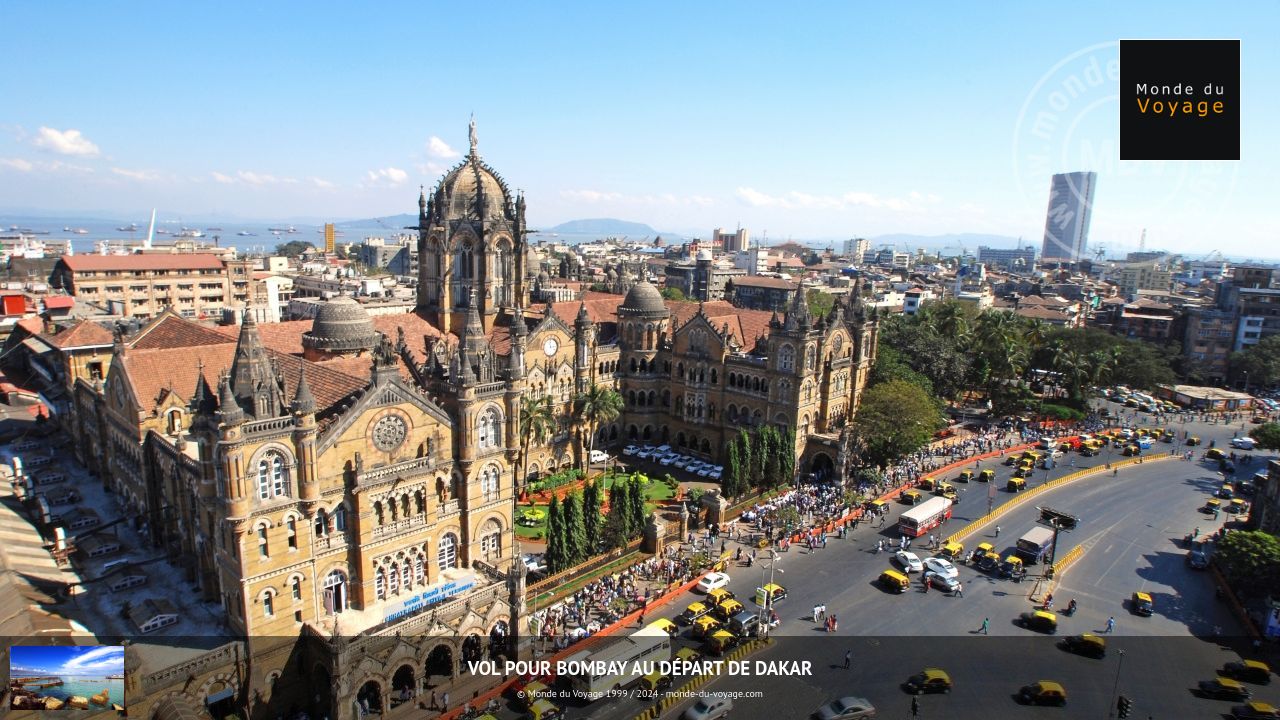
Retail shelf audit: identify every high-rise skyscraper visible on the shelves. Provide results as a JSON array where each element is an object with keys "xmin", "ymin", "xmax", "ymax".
[{"xmin": 1040, "ymin": 171, "xmax": 1096, "ymax": 263}]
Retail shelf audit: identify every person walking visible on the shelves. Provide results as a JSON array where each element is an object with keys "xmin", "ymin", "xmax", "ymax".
[
  {"xmin": 843, "ymin": 650, "xmax": 851, "ymax": 669},
  {"xmin": 994, "ymin": 525, "xmax": 1001, "ymax": 538},
  {"xmin": 813, "ymin": 605, "xmax": 821, "ymax": 623},
  {"xmin": 980, "ymin": 617, "xmax": 989, "ymax": 634},
  {"xmin": 911, "ymin": 696, "xmax": 920, "ymax": 718},
  {"xmin": 1105, "ymin": 616, "xmax": 1115, "ymax": 633},
  {"xmin": 441, "ymin": 692, "xmax": 450, "ymax": 713},
  {"xmin": 955, "ymin": 582, "xmax": 963, "ymax": 598}
]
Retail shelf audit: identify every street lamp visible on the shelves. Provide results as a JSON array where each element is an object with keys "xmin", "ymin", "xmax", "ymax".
[
  {"xmin": 757, "ymin": 550, "xmax": 782, "ymax": 637},
  {"xmin": 1108, "ymin": 648, "xmax": 1125, "ymax": 719}
]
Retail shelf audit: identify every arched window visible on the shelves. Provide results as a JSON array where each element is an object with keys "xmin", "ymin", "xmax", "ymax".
[
  {"xmin": 167, "ymin": 409, "xmax": 182, "ymax": 434},
  {"xmin": 458, "ymin": 241, "xmax": 474, "ymax": 280},
  {"xmin": 256, "ymin": 452, "xmax": 290, "ymax": 500},
  {"xmin": 314, "ymin": 509, "xmax": 329, "ymax": 537},
  {"xmin": 262, "ymin": 590, "xmax": 275, "ymax": 618},
  {"xmin": 257, "ymin": 524, "xmax": 269, "ymax": 558},
  {"xmin": 711, "ymin": 369, "xmax": 717, "ymax": 384},
  {"xmin": 480, "ymin": 519, "xmax": 502, "ymax": 560},
  {"xmin": 805, "ymin": 345, "xmax": 816, "ymax": 370},
  {"xmin": 414, "ymin": 555, "xmax": 425, "ymax": 585},
  {"xmin": 481, "ymin": 465, "xmax": 500, "ymax": 501},
  {"xmin": 402, "ymin": 558, "xmax": 413, "ymax": 590},
  {"xmin": 323, "ymin": 570, "xmax": 347, "ymax": 613},
  {"xmin": 389, "ymin": 564, "xmax": 400, "ymax": 595},
  {"xmin": 334, "ymin": 505, "xmax": 347, "ymax": 531},
  {"xmin": 291, "ymin": 576, "xmax": 302, "ymax": 600},
  {"xmin": 778, "ymin": 345, "xmax": 795, "ymax": 372},
  {"xmin": 477, "ymin": 407, "xmax": 501, "ymax": 450},
  {"xmin": 438, "ymin": 533, "xmax": 459, "ymax": 571},
  {"xmin": 375, "ymin": 568, "xmax": 387, "ymax": 600},
  {"xmin": 286, "ymin": 516, "xmax": 297, "ymax": 549}
]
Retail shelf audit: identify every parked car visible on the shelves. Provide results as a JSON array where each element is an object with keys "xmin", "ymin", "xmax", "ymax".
[
  {"xmin": 814, "ymin": 696, "xmax": 877, "ymax": 720},
  {"xmin": 589, "ymin": 450, "xmax": 609, "ymax": 464},
  {"xmin": 622, "ymin": 445, "xmax": 640, "ymax": 456},
  {"xmin": 682, "ymin": 695, "xmax": 732, "ymax": 720}
]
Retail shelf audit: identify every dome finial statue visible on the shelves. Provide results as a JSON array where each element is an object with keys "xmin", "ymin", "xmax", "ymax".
[{"xmin": 469, "ymin": 114, "xmax": 478, "ymax": 155}]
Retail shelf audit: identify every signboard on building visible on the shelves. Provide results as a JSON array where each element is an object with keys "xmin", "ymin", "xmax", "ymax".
[{"xmin": 382, "ymin": 577, "xmax": 475, "ymax": 623}]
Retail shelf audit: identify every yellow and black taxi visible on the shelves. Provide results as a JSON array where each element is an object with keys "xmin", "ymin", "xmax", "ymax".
[
  {"xmin": 1187, "ymin": 436, "xmax": 1202, "ymax": 446},
  {"xmin": 978, "ymin": 469, "xmax": 996, "ymax": 482},
  {"xmin": 976, "ymin": 549, "xmax": 1001, "ymax": 573},
  {"xmin": 637, "ymin": 670, "xmax": 673, "ymax": 693},
  {"xmin": 519, "ymin": 681, "xmax": 552, "ymax": 710},
  {"xmin": 1017, "ymin": 610, "xmax": 1058, "ymax": 634},
  {"xmin": 918, "ymin": 477, "xmax": 938, "ymax": 492},
  {"xmin": 1019, "ymin": 680, "xmax": 1067, "ymax": 706},
  {"xmin": 1223, "ymin": 660, "xmax": 1273, "ymax": 685},
  {"xmin": 901, "ymin": 489, "xmax": 923, "ymax": 505},
  {"xmin": 1004, "ymin": 454, "xmax": 1022, "ymax": 467},
  {"xmin": 1230, "ymin": 701, "xmax": 1280, "ymax": 720},
  {"xmin": 706, "ymin": 587, "xmax": 735, "ymax": 607},
  {"xmin": 703, "ymin": 628, "xmax": 740, "ymax": 655},
  {"xmin": 903, "ymin": 668, "xmax": 952, "ymax": 695},
  {"xmin": 1007, "ymin": 477, "xmax": 1028, "ymax": 491},
  {"xmin": 689, "ymin": 615, "xmax": 722, "ymax": 639},
  {"xmin": 957, "ymin": 469, "xmax": 974, "ymax": 483},
  {"xmin": 1059, "ymin": 633, "xmax": 1106, "ymax": 658},
  {"xmin": 1198, "ymin": 676, "xmax": 1252, "ymax": 701},
  {"xmin": 1230, "ymin": 498, "xmax": 1249, "ymax": 514},
  {"xmin": 936, "ymin": 483, "xmax": 959, "ymax": 501},
  {"xmin": 680, "ymin": 601, "xmax": 712, "ymax": 624},
  {"xmin": 647, "ymin": 618, "xmax": 680, "ymax": 636},
  {"xmin": 713, "ymin": 598, "xmax": 745, "ymax": 622},
  {"xmin": 675, "ymin": 647, "xmax": 702, "ymax": 664},
  {"xmin": 1218, "ymin": 484, "xmax": 1236, "ymax": 499},
  {"xmin": 1206, "ymin": 447, "xmax": 1226, "ymax": 460},
  {"xmin": 1131, "ymin": 591, "xmax": 1154, "ymax": 617},
  {"xmin": 939, "ymin": 540, "xmax": 964, "ymax": 560},
  {"xmin": 1123, "ymin": 444, "xmax": 1141, "ymax": 456},
  {"xmin": 526, "ymin": 699, "xmax": 565, "ymax": 720},
  {"xmin": 879, "ymin": 569, "xmax": 910, "ymax": 593},
  {"xmin": 756, "ymin": 583, "xmax": 788, "ymax": 605},
  {"xmin": 1204, "ymin": 499, "xmax": 1223, "ymax": 514},
  {"xmin": 1161, "ymin": 430, "xmax": 1176, "ymax": 443}
]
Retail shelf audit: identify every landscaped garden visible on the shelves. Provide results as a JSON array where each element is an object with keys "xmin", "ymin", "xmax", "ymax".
[{"xmin": 514, "ymin": 471, "xmax": 678, "ymax": 541}]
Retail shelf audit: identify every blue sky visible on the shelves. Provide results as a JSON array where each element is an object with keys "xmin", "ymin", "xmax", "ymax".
[
  {"xmin": 0, "ymin": 2, "xmax": 1275, "ymax": 256},
  {"xmin": 9, "ymin": 645, "xmax": 124, "ymax": 676}
]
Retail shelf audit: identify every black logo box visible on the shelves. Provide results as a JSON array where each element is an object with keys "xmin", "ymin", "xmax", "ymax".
[{"xmin": 1120, "ymin": 39, "xmax": 1239, "ymax": 160}]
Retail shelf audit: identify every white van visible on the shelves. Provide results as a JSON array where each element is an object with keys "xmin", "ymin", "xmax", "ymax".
[{"xmin": 589, "ymin": 450, "xmax": 609, "ymax": 464}]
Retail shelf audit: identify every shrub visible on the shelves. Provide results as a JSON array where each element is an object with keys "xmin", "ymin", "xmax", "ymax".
[{"xmin": 1040, "ymin": 403, "xmax": 1085, "ymax": 421}]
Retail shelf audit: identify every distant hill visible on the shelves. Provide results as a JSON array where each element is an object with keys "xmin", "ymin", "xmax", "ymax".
[
  {"xmin": 545, "ymin": 218, "xmax": 658, "ymax": 236},
  {"xmin": 871, "ymin": 233, "xmax": 1026, "ymax": 251},
  {"xmin": 336, "ymin": 214, "xmax": 416, "ymax": 229}
]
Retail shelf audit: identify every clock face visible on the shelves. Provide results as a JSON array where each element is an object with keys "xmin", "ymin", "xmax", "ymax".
[
  {"xmin": 543, "ymin": 337, "xmax": 559, "ymax": 357},
  {"xmin": 372, "ymin": 415, "xmax": 408, "ymax": 451}
]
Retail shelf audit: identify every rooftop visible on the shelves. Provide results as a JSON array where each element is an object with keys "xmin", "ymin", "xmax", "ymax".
[{"xmin": 59, "ymin": 253, "xmax": 226, "ymax": 272}]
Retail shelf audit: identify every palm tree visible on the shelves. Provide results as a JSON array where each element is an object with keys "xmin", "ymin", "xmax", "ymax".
[
  {"xmin": 517, "ymin": 394, "xmax": 555, "ymax": 491},
  {"xmin": 573, "ymin": 384, "xmax": 624, "ymax": 473},
  {"xmin": 929, "ymin": 300, "xmax": 972, "ymax": 344}
]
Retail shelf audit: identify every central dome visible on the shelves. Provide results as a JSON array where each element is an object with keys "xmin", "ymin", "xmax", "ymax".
[
  {"xmin": 621, "ymin": 280, "xmax": 666, "ymax": 313},
  {"xmin": 431, "ymin": 150, "xmax": 515, "ymax": 224},
  {"xmin": 303, "ymin": 296, "xmax": 378, "ymax": 356}
]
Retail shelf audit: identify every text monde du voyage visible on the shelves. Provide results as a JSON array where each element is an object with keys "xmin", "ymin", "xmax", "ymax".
[{"xmin": 1135, "ymin": 83, "xmax": 1228, "ymax": 118}]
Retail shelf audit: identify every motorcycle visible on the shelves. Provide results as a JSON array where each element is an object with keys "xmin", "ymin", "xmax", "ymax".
[{"xmin": 1064, "ymin": 600, "xmax": 1078, "ymax": 616}]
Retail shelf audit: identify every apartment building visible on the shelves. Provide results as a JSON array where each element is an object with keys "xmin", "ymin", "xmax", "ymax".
[{"xmin": 50, "ymin": 254, "xmax": 255, "ymax": 320}]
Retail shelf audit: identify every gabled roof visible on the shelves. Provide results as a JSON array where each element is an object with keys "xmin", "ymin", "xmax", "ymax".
[
  {"xmin": 668, "ymin": 300, "xmax": 773, "ymax": 351},
  {"xmin": 43, "ymin": 320, "xmax": 114, "ymax": 349},
  {"xmin": 129, "ymin": 312, "xmax": 236, "ymax": 350}
]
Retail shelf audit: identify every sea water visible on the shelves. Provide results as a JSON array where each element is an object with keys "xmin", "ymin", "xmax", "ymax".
[{"xmin": 38, "ymin": 676, "xmax": 126, "ymax": 709}]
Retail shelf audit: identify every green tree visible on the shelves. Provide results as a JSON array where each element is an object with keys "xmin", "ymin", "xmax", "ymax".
[
  {"xmin": 626, "ymin": 474, "xmax": 646, "ymax": 538},
  {"xmin": 779, "ymin": 426, "xmax": 796, "ymax": 485},
  {"xmin": 738, "ymin": 429, "xmax": 754, "ymax": 494},
  {"xmin": 750, "ymin": 427, "xmax": 769, "ymax": 488},
  {"xmin": 573, "ymin": 384, "xmax": 625, "ymax": 471},
  {"xmin": 806, "ymin": 289, "xmax": 835, "ymax": 318},
  {"xmin": 517, "ymin": 394, "xmax": 556, "ymax": 490},
  {"xmin": 1249, "ymin": 422, "xmax": 1280, "ymax": 451},
  {"xmin": 274, "ymin": 240, "xmax": 315, "ymax": 257},
  {"xmin": 852, "ymin": 379, "xmax": 945, "ymax": 469},
  {"xmin": 660, "ymin": 286, "xmax": 686, "ymax": 301},
  {"xmin": 582, "ymin": 481, "xmax": 603, "ymax": 554},
  {"xmin": 1230, "ymin": 335, "xmax": 1280, "ymax": 388},
  {"xmin": 723, "ymin": 438, "xmax": 743, "ymax": 500},
  {"xmin": 562, "ymin": 490, "xmax": 587, "ymax": 566},
  {"xmin": 545, "ymin": 495, "xmax": 566, "ymax": 573},
  {"xmin": 1214, "ymin": 530, "xmax": 1280, "ymax": 599},
  {"xmin": 762, "ymin": 426, "xmax": 782, "ymax": 487},
  {"xmin": 604, "ymin": 481, "xmax": 630, "ymax": 549},
  {"xmin": 869, "ymin": 345, "xmax": 936, "ymax": 396}
]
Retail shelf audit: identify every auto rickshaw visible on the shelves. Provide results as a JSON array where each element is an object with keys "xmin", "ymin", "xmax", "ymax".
[
  {"xmin": 680, "ymin": 601, "xmax": 711, "ymax": 623},
  {"xmin": 714, "ymin": 598, "xmax": 745, "ymax": 622},
  {"xmin": 704, "ymin": 628, "xmax": 739, "ymax": 655},
  {"xmin": 690, "ymin": 614, "xmax": 722, "ymax": 639},
  {"xmin": 918, "ymin": 477, "xmax": 937, "ymax": 492},
  {"xmin": 1203, "ymin": 499, "xmax": 1223, "ymax": 514},
  {"xmin": 1060, "ymin": 633, "xmax": 1106, "ymax": 658},
  {"xmin": 756, "ymin": 583, "xmax": 788, "ymax": 606},
  {"xmin": 1187, "ymin": 436, "xmax": 1201, "ymax": 446},
  {"xmin": 1007, "ymin": 477, "xmax": 1027, "ymax": 492},
  {"xmin": 939, "ymin": 540, "xmax": 964, "ymax": 560},
  {"xmin": 1001, "ymin": 554, "xmax": 1025, "ymax": 579},
  {"xmin": 1161, "ymin": 431, "xmax": 1175, "ymax": 443},
  {"xmin": 1123, "ymin": 444, "xmax": 1141, "ymax": 456},
  {"xmin": 647, "ymin": 618, "xmax": 680, "ymax": 636},
  {"xmin": 636, "ymin": 670, "xmax": 673, "ymax": 693},
  {"xmin": 519, "ymin": 682, "xmax": 551, "ymax": 710},
  {"xmin": 1229, "ymin": 498, "xmax": 1249, "ymax": 514},
  {"xmin": 706, "ymin": 587, "xmax": 735, "ymax": 606},
  {"xmin": 977, "ymin": 551, "xmax": 1001, "ymax": 573},
  {"xmin": 867, "ymin": 499, "xmax": 887, "ymax": 516},
  {"xmin": 901, "ymin": 489, "xmax": 923, "ymax": 505},
  {"xmin": 1217, "ymin": 484, "xmax": 1235, "ymax": 499},
  {"xmin": 1131, "ymin": 591, "xmax": 1154, "ymax": 616},
  {"xmin": 675, "ymin": 647, "xmax": 702, "ymax": 664},
  {"xmin": 1012, "ymin": 466, "xmax": 1032, "ymax": 479},
  {"xmin": 957, "ymin": 469, "xmax": 974, "ymax": 483},
  {"xmin": 936, "ymin": 483, "xmax": 958, "ymax": 500},
  {"xmin": 525, "ymin": 699, "xmax": 564, "ymax": 720},
  {"xmin": 1004, "ymin": 454, "xmax": 1021, "ymax": 466},
  {"xmin": 978, "ymin": 469, "xmax": 996, "ymax": 482}
]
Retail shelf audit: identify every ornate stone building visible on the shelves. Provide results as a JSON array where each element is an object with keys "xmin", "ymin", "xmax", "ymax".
[{"xmin": 10, "ymin": 123, "xmax": 876, "ymax": 720}]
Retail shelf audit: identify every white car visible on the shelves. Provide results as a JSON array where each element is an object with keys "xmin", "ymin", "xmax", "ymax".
[
  {"xmin": 894, "ymin": 551, "xmax": 923, "ymax": 573},
  {"xmin": 923, "ymin": 557, "xmax": 958, "ymax": 579},
  {"xmin": 673, "ymin": 456, "xmax": 691, "ymax": 469},
  {"xmin": 1230, "ymin": 437, "xmax": 1256, "ymax": 450},
  {"xmin": 656, "ymin": 444, "xmax": 672, "ymax": 454},
  {"xmin": 696, "ymin": 572, "xmax": 731, "ymax": 593},
  {"xmin": 683, "ymin": 695, "xmax": 733, "ymax": 720},
  {"xmin": 659, "ymin": 454, "xmax": 679, "ymax": 466},
  {"xmin": 697, "ymin": 465, "xmax": 716, "ymax": 478},
  {"xmin": 636, "ymin": 448, "xmax": 654, "ymax": 459},
  {"xmin": 686, "ymin": 461, "xmax": 706, "ymax": 473},
  {"xmin": 709, "ymin": 467, "xmax": 723, "ymax": 480},
  {"xmin": 815, "ymin": 696, "xmax": 877, "ymax": 720},
  {"xmin": 589, "ymin": 450, "xmax": 609, "ymax": 464},
  {"xmin": 622, "ymin": 445, "xmax": 639, "ymax": 456}
]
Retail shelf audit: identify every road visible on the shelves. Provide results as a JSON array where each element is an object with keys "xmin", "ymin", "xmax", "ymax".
[{"xmin": 492, "ymin": 405, "xmax": 1273, "ymax": 719}]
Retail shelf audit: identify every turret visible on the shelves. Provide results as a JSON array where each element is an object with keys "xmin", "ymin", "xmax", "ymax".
[{"xmin": 217, "ymin": 375, "xmax": 245, "ymax": 428}]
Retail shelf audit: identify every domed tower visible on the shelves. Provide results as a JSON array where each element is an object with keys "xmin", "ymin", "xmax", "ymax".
[
  {"xmin": 618, "ymin": 281, "xmax": 670, "ymax": 432},
  {"xmin": 302, "ymin": 296, "xmax": 379, "ymax": 360},
  {"xmin": 417, "ymin": 119, "xmax": 526, "ymax": 333}
]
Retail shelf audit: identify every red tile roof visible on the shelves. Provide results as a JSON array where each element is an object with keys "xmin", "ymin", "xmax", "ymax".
[
  {"xmin": 44, "ymin": 320, "xmax": 114, "ymax": 349},
  {"xmin": 43, "ymin": 296, "xmax": 75, "ymax": 310},
  {"xmin": 668, "ymin": 300, "xmax": 774, "ymax": 349},
  {"xmin": 129, "ymin": 313, "xmax": 235, "ymax": 350},
  {"xmin": 732, "ymin": 276, "xmax": 796, "ymax": 290},
  {"xmin": 60, "ymin": 253, "xmax": 225, "ymax": 272}
]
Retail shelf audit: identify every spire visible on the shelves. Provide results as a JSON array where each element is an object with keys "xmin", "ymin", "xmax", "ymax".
[
  {"xmin": 191, "ymin": 360, "xmax": 217, "ymax": 414},
  {"xmin": 576, "ymin": 299, "xmax": 590, "ymax": 326},
  {"xmin": 785, "ymin": 284, "xmax": 811, "ymax": 332},
  {"xmin": 229, "ymin": 310, "xmax": 285, "ymax": 419},
  {"xmin": 511, "ymin": 305, "xmax": 528, "ymax": 338},
  {"xmin": 463, "ymin": 287, "xmax": 484, "ymax": 340},
  {"xmin": 217, "ymin": 374, "xmax": 244, "ymax": 427},
  {"xmin": 418, "ymin": 185, "xmax": 427, "ymax": 217},
  {"xmin": 291, "ymin": 360, "xmax": 316, "ymax": 415}
]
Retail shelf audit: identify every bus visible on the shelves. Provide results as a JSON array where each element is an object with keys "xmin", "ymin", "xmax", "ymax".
[
  {"xmin": 897, "ymin": 496, "xmax": 953, "ymax": 538},
  {"xmin": 567, "ymin": 624, "xmax": 672, "ymax": 701}
]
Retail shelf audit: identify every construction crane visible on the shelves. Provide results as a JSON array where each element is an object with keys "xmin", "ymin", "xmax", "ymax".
[{"xmin": 1093, "ymin": 245, "xmax": 1107, "ymax": 262}]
